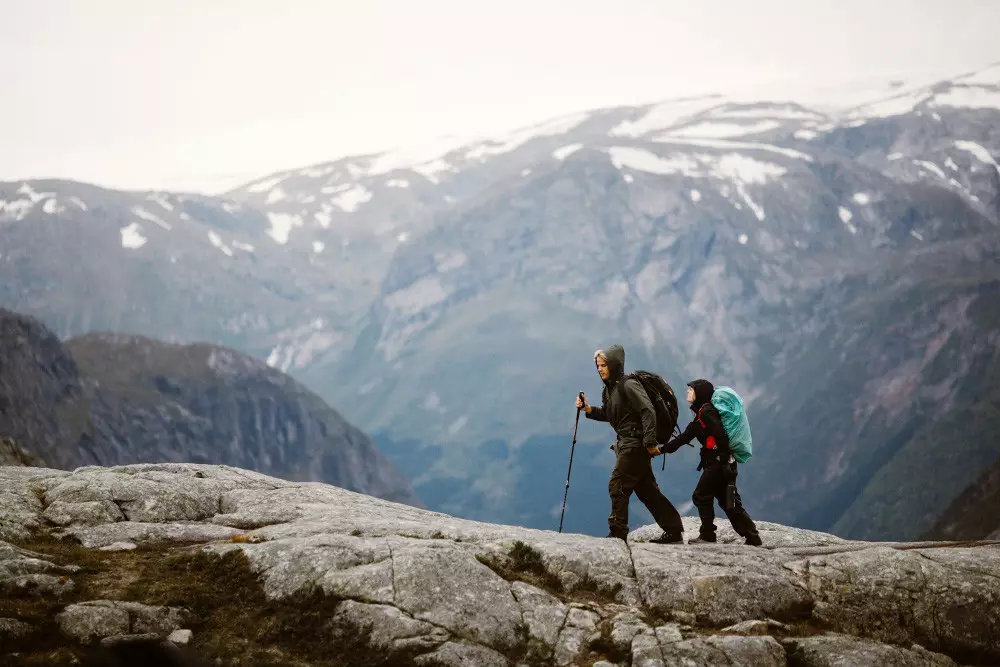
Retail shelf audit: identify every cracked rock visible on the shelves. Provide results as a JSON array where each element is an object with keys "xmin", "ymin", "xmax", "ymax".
[
  {"xmin": 721, "ymin": 618, "xmax": 788, "ymax": 635},
  {"xmin": 220, "ymin": 533, "xmax": 394, "ymax": 602},
  {"xmin": 61, "ymin": 521, "xmax": 245, "ymax": 548},
  {"xmin": 553, "ymin": 606, "xmax": 602, "ymax": 665},
  {"xmin": 630, "ymin": 541, "xmax": 812, "ymax": 625},
  {"xmin": 511, "ymin": 581, "xmax": 567, "ymax": 658},
  {"xmin": 609, "ymin": 609, "xmax": 650, "ymax": 655},
  {"xmin": 630, "ymin": 630, "xmax": 664, "ymax": 667},
  {"xmin": 0, "ymin": 618, "xmax": 33, "ymax": 642},
  {"xmin": 414, "ymin": 640, "xmax": 510, "ymax": 667},
  {"xmin": 43, "ymin": 499, "xmax": 125, "ymax": 527},
  {"xmin": 56, "ymin": 600, "xmax": 189, "ymax": 645},
  {"xmin": 786, "ymin": 545, "xmax": 1000, "ymax": 661},
  {"xmin": 330, "ymin": 600, "xmax": 449, "ymax": 654},
  {"xmin": 0, "ymin": 540, "xmax": 77, "ymax": 596},
  {"xmin": 393, "ymin": 540, "xmax": 525, "ymax": 655},
  {"xmin": 783, "ymin": 633, "xmax": 957, "ymax": 666}
]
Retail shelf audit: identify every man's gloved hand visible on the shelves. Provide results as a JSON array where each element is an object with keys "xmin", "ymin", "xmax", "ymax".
[{"xmin": 646, "ymin": 446, "xmax": 660, "ymax": 457}]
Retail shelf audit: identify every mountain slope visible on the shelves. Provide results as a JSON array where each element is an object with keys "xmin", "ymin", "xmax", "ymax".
[
  {"xmin": 922, "ymin": 453, "xmax": 1000, "ymax": 541},
  {"xmin": 0, "ymin": 309, "xmax": 417, "ymax": 505}
]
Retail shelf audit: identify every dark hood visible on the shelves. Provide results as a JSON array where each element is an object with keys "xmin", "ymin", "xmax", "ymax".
[
  {"xmin": 688, "ymin": 379, "xmax": 715, "ymax": 410},
  {"xmin": 595, "ymin": 344, "xmax": 626, "ymax": 385}
]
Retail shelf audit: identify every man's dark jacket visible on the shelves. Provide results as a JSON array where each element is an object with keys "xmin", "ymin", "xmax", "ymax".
[{"xmin": 585, "ymin": 344, "xmax": 656, "ymax": 452}]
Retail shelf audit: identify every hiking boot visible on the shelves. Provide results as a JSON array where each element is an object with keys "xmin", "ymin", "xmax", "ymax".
[
  {"xmin": 744, "ymin": 533, "xmax": 763, "ymax": 547},
  {"xmin": 688, "ymin": 533, "xmax": 717, "ymax": 545},
  {"xmin": 649, "ymin": 532, "xmax": 684, "ymax": 544}
]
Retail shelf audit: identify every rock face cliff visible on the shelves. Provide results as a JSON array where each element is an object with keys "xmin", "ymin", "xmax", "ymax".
[
  {"xmin": 0, "ymin": 309, "xmax": 417, "ymax": 506},
  {"xmin": 1, "ymin": 463, "xmax": 997, "ymax": 666}
]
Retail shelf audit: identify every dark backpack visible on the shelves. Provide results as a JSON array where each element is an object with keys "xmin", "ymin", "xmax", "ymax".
[{"xmin": 620, "ymin": 370, "xmax": 680, "ymax": 445}]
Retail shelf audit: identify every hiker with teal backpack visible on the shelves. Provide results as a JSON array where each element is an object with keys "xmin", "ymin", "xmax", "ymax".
[{"xmin": 658, "ymin": 379, "xmax": 763, "ymax": 546}]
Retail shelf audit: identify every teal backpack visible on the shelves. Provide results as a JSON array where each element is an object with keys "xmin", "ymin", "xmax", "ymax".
[{"xmin": 711, "ymin": 386, "xmax": 753, "ymax": 463}]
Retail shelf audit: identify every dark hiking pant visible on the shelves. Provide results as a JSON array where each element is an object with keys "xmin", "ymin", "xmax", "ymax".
[
  {"xmin": 692, "ymin": 455, "xmax": 759, "ymax": 538},
  {"xmin": 608, "ymin": 448, "xmax": 684, "ymax": 538}
]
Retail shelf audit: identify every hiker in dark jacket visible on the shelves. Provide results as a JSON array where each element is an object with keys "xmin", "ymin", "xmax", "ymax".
[
  {"xmin": 660, "ymin": 379, "xmax": 762, "ymax": 546},
  {"xmin": 576, "ymin": 344, "xmax": 685, "ymax": 544}
]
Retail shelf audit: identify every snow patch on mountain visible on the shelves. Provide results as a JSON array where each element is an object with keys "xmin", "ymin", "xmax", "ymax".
[
  {"xmin": 848, "ymin": 90, "xmax": 929, "ymax": 120},
  {"xmin": 314, "ymin": 210, "xmax": 332, "ymax": 227},
  {"xmin": 609, "ymin": 96, "xmax": 721, "ymax": 138},
  {"xmin": 710, "ymin": 105, "xmax": 823, "ymax": 121},
  {"xmin": 607, "ymin": 148, "xmax": 785, "ymax": 219},
  {"xmin": 266, "ymin": 212, "xmax": 303, "ymax": 244},
  {"xmin": 299, "ymin": 164, "xmax": 337, "ymax": 178},
  {"xmin": 916, "ymin": 160, "xmax": 947, "ymax": 179},
  {"xmin": 671, "ymin": 120, "xmax": 781, "ymax": 139},
  {"xmin": 608, "ymin": 147, "xmax": 701, "ymax": 176},
  {"xmin": 132, "ymin": 206, "xmax": 171, "ymax": 230},
  {"xmin": 955, "ymin": 140, "xmax": 1000, "ymax": 174},
  {"xmin": 931, "ymin": 86, "xmax": 1000, "ymax": 111},
  {"xmin": 690, "ymin": 189, "xmax": 702, "ymax": 202},
  {"xmin": 313, "ymin": 241, "xmax": 325, "ymax": 253},
  {"xmin": 232, "ymin": 240, "xmax": 254, "ymax": 252},
  {"xmin": 120, "ymin": 223, "xmax": 146, "ymax": 249},
  {"xmin": 17, "ymin": 183, "xmax": 53, "ymax": 203},
  {"xmin": 330, "ymin": 185, "xmax": 372, "ymax": 213},
  {"xmin": 738, "ymin": 233, "xmax": 749, "ymax": 245},
  {"xmin": 386, "ymin": 179, "xmax": 410, "ymax": 188},
  {"xmin": 208, "ymin": 231, "xmax": 234, "ymax": 257},
  {"xmin": 246, "ymin": 175, "xmax": 287, "ymax": 193},
  {"xmin": 42, "ymin": 198, "xmax": 65, "ymax": 214},
  {"xmin": 0, "ymin": 198, "xmax": 32, "ymax": 220},
  {"xmin": 412, "ymin": 160, "xmax": 454, "ymax": 183},
  {"xmin": 68, "ymin": 196, "xmax": 87, "ymax": 211},
  {"xmin": 552, "ymin": 143, "xmax": 583, "ymax": 160},
  {"xmin": 465, "ymin": 112, "xmax": 589, "ymax": 161},
  {"xmin": 147, "ymin": 194, "xmax": 174, "ymax": 211},
  {"xmin": 794, "ymin": 129, "xmax": 819, "ymax": 140},
  {"xmin": 711, "ymin": 153, "xmax": 787, "ymax": 185},
  {"xmin": 653, "ymin": 135, "xmax": 812, "ymax": 161},
  {"xmin": 852, "ymin": 192, "xmax": 871, "ymax": 205},
  {"xmin": 266, "ymin": 187, "xmax": 288, "ymax": 204}
]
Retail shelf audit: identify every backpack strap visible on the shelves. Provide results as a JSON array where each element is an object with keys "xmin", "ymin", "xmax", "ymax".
[{"xmin": 696, "ymin": 403, "xmax": 717, "ymax": 450}]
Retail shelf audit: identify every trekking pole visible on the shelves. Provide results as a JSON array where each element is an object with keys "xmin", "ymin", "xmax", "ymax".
[{"xmin": 558, "ymin": 391, "xmax": 585, "ymax": 533}]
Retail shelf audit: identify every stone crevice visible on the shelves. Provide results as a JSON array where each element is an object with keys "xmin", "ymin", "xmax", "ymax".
[
  {"xmin": 625, "ymin": 540, "xmax": 668, "ymax": 664},
  {"xmin": 386, "ymin": 540, "xmax": 398, "ymax": 606}
]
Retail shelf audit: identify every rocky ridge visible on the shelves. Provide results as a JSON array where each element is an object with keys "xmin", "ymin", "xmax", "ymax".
[{"xmin": 1, "ymin": 463, "xmax": 997, "ymax": 666}]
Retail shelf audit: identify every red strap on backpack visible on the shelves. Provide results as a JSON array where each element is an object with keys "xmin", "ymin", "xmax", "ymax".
[{"xmin": 697, "ymin": 404, "xmax": 716, "ymax": 450}]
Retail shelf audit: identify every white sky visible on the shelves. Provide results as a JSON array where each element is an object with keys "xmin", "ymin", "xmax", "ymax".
[{"xmin": 2, "ymin": 0, "xmax": 999, "ymax": 194}]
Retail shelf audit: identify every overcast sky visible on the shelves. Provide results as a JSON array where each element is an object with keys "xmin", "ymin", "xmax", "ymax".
[{"xmin": 3, "ymin": 0, "xmax": 999, "ymax": 194}]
